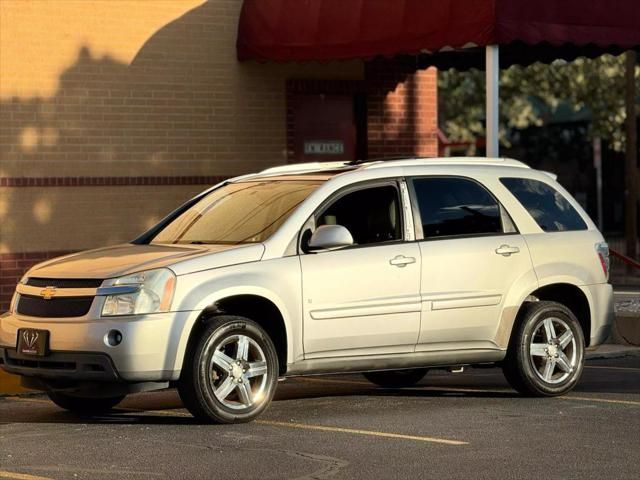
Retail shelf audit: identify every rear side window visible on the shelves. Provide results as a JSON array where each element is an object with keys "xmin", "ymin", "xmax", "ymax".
[
  {"xmin": 500, "ymin": 178, "xmax": 587, "ymax": 232},
  {"xmin": 411, "ymin": 177, "xmax": 504, "ymax": 238}
]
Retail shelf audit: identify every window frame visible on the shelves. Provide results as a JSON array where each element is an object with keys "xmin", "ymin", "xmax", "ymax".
[
  {"xmin": 297, "ymin": 178, "xmax": 409, "ymax": 254},
  {"xmin": 407, "ymin": 175, "xmax": 519, "ymax": 242}
]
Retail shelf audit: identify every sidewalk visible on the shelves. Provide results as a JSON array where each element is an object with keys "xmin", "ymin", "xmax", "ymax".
[{"xmin": 586, "ymin": 343, "xmax": 640, "ymax": 359}]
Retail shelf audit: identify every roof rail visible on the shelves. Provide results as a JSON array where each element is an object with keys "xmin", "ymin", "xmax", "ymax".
[
  {"xmin": 260, "ymin": 161, "xmax": 351, "ymax": 175},
  {"xmin": 362, "ymin": 156, "xmax": 530, "ymax": 170},
  {"xmin": 347, "ymin": 155, "xmax": 410, "ymax": 165}
]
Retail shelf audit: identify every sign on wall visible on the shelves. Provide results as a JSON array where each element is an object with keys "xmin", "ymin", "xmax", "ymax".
[{"xmin": 303, "ymin": 140, "xmax": 345, "ymax": 155}]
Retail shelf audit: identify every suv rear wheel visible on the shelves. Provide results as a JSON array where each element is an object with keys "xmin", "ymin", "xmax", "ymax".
[
  {"xmin": 363, "ymin": 368, "xmax": 429, "ymax": 388},
  {"xmin": 47, "ymin": 391, "xmax": 125, "ymax": 414},
  {"xmin": 503, "ymin": 301, "xmax": 585, "ymax": 396},
  {"xmin": 178, "ymin": 315, "xmax": 279, "ymax": 424}
]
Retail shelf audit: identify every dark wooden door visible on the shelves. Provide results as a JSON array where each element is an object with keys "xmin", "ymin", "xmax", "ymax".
[{"xmin": 291, "ymin": 93, "xmax": 357, "ymax": 162}]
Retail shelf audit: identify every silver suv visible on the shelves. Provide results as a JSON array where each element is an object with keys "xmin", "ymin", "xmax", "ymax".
[{"xmin": 0, "ymin": 158, "xmax": 614, "ymax": 423}]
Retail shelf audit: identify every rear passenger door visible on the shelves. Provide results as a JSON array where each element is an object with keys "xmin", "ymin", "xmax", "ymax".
[{"xmin": 409, "ymin": 176, "xmax": 534, "ymax": 350}]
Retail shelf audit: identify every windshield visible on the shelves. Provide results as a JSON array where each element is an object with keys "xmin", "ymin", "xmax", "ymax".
[{"xmin": 151, "ymin": 180, "xmax": 322, "ymax": 245}]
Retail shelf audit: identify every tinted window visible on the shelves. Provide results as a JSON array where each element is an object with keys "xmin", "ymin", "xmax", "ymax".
[
  {"xmin": 317, "ymin": 185, "xmax": 402, "ymax": 245},
  {"xmin": 152, "ymin": 180, "xmax": 321, "ymax": 245},
  {"xmin": 412, "ymin": 177, "xmax": 503, "ymax": 238},
  {"xmin": 500, "ymin": 178, "xmax": 587, "ymax": 232}
]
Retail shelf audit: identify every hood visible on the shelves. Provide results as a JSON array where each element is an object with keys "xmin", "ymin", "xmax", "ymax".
[{"xmin": 27, "ymin": 243, "xmax": 265, "ymax": 280}]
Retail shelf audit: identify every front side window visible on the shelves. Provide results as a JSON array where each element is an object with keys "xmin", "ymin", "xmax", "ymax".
[
  {"xmin": 315, "ymin": 184, "xmax": 402, "ymax": 246},
  {"xmin": 500, "ymin": 178, "xmax": 587, "ymax": 232},
  {"xmin": 151, "ymin": 180, "xmax": 321, "ymax": 245},
  {"xmin": 411, "ymin": 177, "xmax": 504, "ymax": 239}
]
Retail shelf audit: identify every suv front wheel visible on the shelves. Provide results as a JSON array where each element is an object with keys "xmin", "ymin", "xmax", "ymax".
[
  {"xmin": 178, "ymin": 315, "xmax": 279, "ymax": 423},
  {"xmin": 503, "ymin": 301, "xmax": 585, "ymax": 396}
]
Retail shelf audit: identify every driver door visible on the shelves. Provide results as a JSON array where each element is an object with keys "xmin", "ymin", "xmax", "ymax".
[{"xmin": 300, "ymin": 181, "xmax": 422, "ymax": 358}]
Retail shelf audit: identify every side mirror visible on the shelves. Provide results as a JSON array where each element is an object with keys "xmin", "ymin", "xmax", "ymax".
[{"xmin": 307, "ymin": 225, "xmax": 354, "ymax": 251}]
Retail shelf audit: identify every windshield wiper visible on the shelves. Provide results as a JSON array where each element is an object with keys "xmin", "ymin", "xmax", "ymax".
[{"xmin": 185, "ymin": 240, "xmax": 256, "ymax": 245}]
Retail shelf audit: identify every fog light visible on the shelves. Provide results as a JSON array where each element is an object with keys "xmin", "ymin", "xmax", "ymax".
[{"xmin": 105, "ymin": 330, "xmax": 123, "ymax": 347}]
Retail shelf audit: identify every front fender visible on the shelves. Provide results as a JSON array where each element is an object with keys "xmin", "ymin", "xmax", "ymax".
[{"xmin": 170, "ymin": 257, "xmax": 302, "ymax": 373}]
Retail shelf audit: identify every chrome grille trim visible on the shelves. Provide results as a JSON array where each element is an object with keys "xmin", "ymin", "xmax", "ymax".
[{"xmin": 16, "ymin": 284, "xmax": 98, "ymax": 298}]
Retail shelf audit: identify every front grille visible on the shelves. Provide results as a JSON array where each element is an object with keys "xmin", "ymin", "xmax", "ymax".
[
  {"xmin": 26, "ymin": 278, "xmax": 102, "ymax": 288},
  {"xmin": 16, "ymin": 294, "xmax": 94, "ymax": 318},
  {"xmin": 1, "ymin": 349, "xmax": 119, "ymax": 381},
  {"xmin": 9, "ymin": 357, "xmax": 76, "ymax": 370}
]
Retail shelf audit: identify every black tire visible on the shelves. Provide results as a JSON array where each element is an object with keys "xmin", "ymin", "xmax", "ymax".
[
  {"xmin": 47, "ymin": 391, "xmax": 125, "ymax": 414},
  {"xmin": 362, "ymin": 368, "xmax": 429, "ymax": 388},
  {"xmin": 503, "ymin": 301, "xmax": 585, "ymax": 397},
  {"xmin": 178, "ymin": 315, "xmax": 279, "ymax": 424}
]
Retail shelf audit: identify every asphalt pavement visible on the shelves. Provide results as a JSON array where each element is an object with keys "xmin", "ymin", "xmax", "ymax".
[{"xmin": 0, "ymin": 355, "xmax": 639, "ymax": 480}]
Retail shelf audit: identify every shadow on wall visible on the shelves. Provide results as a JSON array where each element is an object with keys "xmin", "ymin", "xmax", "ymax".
[
  {"xmin": 0, "ymin": 0, "xmax": 290, "ymax": 255},
  {"xmin": 1, "ymin": 1, "xmax": 279, "ymax": 179}
]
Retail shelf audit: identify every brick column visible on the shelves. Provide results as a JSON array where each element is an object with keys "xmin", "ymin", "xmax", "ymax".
[{"xmin": 366, "ymin": 59, "xmax": 438, "ymax": 158}]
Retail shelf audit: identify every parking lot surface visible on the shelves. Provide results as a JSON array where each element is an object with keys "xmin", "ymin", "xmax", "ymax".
[{"xmin": 1, "ymin": 356, "xmax": 639, "ymax": 480}]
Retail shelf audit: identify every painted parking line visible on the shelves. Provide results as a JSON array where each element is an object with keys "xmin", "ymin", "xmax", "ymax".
[
  {"xmin": 406, "ymin": 386, "xmax": 640, "ymax": 407},
  {"xmin": 256, "ymin": 419, "xmax": 468, "ymax": 446},
  {"xmin": 4, "ymin": 396, "xmax": 50, "ymax": 404},
  {"xmin": 115, "ymin": 407, "xmax": 468, "ymax": 446},
  {"xmin": 0, "ymin": 471, "xmax": 53, "ymax": 480},
  {"xmin": 556, "ymin": 395, "xmax": 640, "ymax": 406}
]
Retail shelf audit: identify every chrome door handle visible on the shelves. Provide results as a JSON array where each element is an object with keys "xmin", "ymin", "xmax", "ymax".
[
  {"xmin": 495, "ymin": 244, "xmax": 520, "ymax": 256},
  {"xmin": 389, "ymin": 255, "xmax": 416, "ymax": 267}
]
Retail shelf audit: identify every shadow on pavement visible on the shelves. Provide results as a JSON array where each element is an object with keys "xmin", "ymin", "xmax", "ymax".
[{"xmin": 1, "ymin": 360, "xmax": 637, "ymax": 425}]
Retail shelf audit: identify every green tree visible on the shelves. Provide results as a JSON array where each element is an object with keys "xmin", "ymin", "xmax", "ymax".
[{"xmin": 438, "ymin": 54, "xmax": 638, "ymax": 151}]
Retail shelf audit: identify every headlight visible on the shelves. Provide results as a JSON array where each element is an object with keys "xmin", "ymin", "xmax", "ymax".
[{"xmin": 101, "ymin": 268, "xmax": 176, "ymax": 316}]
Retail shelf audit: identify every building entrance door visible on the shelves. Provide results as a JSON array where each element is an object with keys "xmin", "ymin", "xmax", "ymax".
[{"xmin": 291, "ymin": 93, "xmax": 363, "ymax": 162}]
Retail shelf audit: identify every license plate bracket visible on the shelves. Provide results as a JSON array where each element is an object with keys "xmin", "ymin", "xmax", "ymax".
[{"xmin": 16, "ymin": 328, "xmax": 49, "ymax": 356}]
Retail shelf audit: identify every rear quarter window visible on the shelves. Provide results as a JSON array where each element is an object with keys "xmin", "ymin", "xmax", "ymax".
[{"xmin": 500, "ymin": 177, "xmax": 587, "ymax": 232}]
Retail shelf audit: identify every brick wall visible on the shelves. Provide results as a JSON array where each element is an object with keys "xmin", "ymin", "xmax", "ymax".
[
  {"xmin": 0, "ymin": 3, "xmax": 438, "ymax": 313},
  {"xmin": 366, "ymin": 59, "xmax": 438, "ymax": 158},
  {"xmin": 0, "ymin": 251, "xmax": 72, "ymax": 312},
  {"xmin": 0, "ymin": 0, "xmax": 364, "ymax": 311}
]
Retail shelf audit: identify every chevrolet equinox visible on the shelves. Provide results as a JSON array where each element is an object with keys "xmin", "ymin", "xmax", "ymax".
[{"xmin": 0, "ymin": 157, "xmax": 614, "ymax": 423}]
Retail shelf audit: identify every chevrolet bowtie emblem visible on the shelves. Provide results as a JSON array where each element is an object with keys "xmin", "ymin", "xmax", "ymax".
[{"xmin": 40, "ymin": 286, "xmax": 57, "ymax": 300}]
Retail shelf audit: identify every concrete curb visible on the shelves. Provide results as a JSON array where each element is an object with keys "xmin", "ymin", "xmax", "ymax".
[
  {"xmin": 611, "ymin": 313, "xmax": 640, "ymax": 346},
  {"xmin": 0, "ymin": 370, "xmax": 30, "ymax": 395},
  {"xmin": 586, "ymin": 345, "xmax": 640, "ymax": 360}
]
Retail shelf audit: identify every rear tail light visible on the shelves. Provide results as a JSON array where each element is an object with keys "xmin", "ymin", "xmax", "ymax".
[{"xmin": 595, "ymin": 242, "xmax": 610, "ymax": 280}]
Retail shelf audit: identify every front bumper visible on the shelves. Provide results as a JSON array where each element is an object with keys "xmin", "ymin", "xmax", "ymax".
[
  {"xmin": 0, "ymin": 310, "xmax": 193, "ymax": 382},
  {"xmin": 0, "ymin": 348, "xmax": 119, "ymax": 381}
]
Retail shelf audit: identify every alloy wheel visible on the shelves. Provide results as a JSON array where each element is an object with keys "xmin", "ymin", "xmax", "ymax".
[
  {"xmin": 528, "ymin": 317, "xmax": 577, "ymax": 384},
  {"xmin": 207, "ymin": 334, "xmax": 269, "ymax": 410}
]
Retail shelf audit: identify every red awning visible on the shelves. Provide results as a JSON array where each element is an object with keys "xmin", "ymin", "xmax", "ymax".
[{"xmin": 237, "ymin": 0, "xmax": 640, "ymax": 67}]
